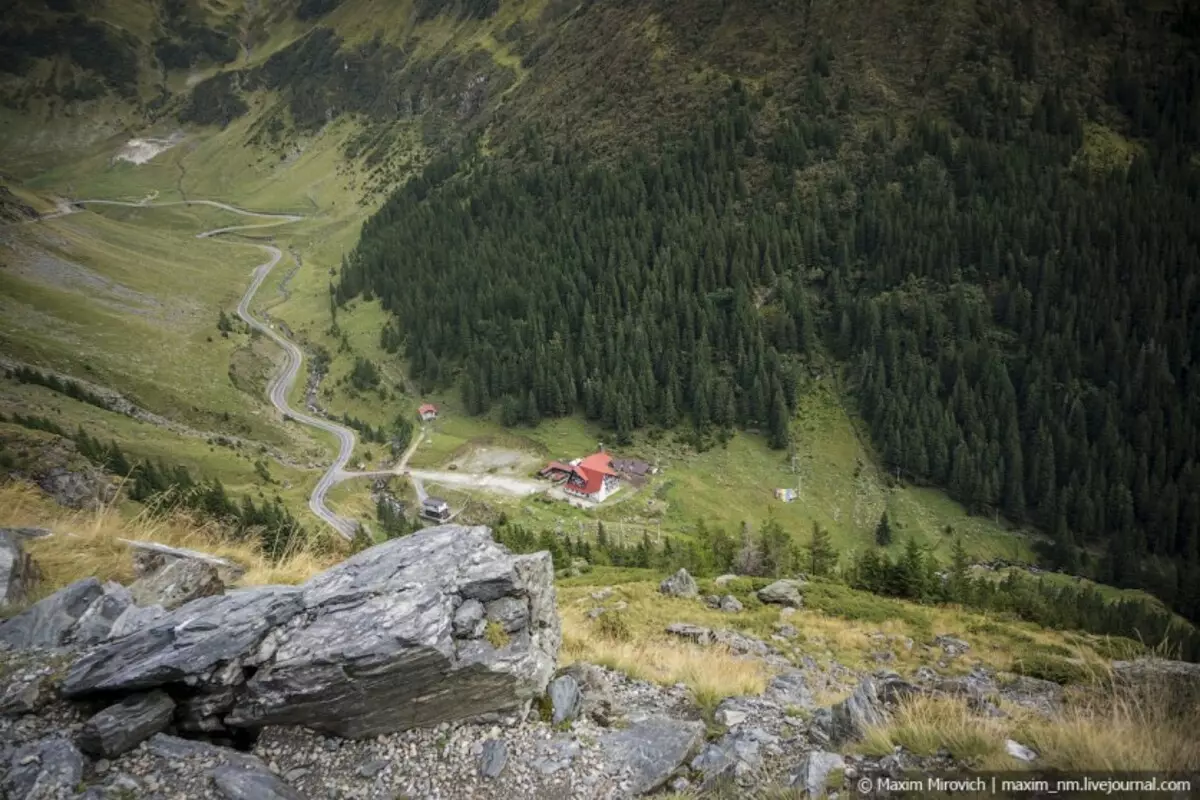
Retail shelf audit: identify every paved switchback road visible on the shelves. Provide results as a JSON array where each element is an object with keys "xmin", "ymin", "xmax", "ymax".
[{"xmin": 69, "ymin": 199, "xmax": 361, "ymax": 539}]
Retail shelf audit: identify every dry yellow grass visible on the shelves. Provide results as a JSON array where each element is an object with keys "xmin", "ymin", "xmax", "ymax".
[
  {"xmin": 862, "ymin": 676, "xmax": 1200, "ymax": 772},
  {"xmin": 0, "ymin": 481, "xmax": 339, "ymax": 593},
  {"xmin": 559, "ymin": 602, "xmax": 773, "ymax": 707},
  {"xmin": 1017, "ymin": 678, "xmax": 1200, "ymax": 771}
]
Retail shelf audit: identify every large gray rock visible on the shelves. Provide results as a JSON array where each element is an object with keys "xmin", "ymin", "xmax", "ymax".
[
  {"xmin": 1112, "ymin": 658, "xmax": 1200, "ymax": 702},
  {"xmin": 2, "ymin": 737, "xmax": 85, "ymax": 800},
  {"xmin": 107, "ymin": 603, "xmax": 169, "ymax": 640},
  {"xmin": 0, "ymin": 577, "xmax": 104, "ymax": 648},
  {"xmin": 765, "ymin": 669, "xmax": 815, "ymax": 709},
  {"xmin": 664, "ymin": 622, "xmax": 778, "ymax": 658},
  {"xmin": 0, "ymin": 528, "xmax": 39, "ymax": 606},
  {"xmin": 78, "ymin": 690, "xmax": 176, "ymax": 757},
  {"xmin": 130, "ymin": 558, "xmax": 224, "ymax": 610},
  {"xmin": 453, "ymin": 598, "xmax": 486, "ymax": 638},
  {"xmin": 548, "ymin": 674, "xmax": 582, "ymax": 725},
  {"xmin": 658, "ymin": 568, "xmax": 698, "ymax": 598},
  {"xmin": 601, "ymin": 716, "xmax": 705, "ymax": 795},
  {"xmin": 718, "ymin": 595, "xmax": 744, "ymax": 613},
  {"xmin": 787, "ymin": 750, "xmax": 845, "ymax": 797},
  {"xmin": 211, "ymin": 764, "xmax": 305, "ymax": 800},
  {"xmin": 65, "ymin": 526, "xmax": 561, "ymax": 739},
  {"xmin": 756, "ymin": 579, "xmax": 805, "ymax": 607}
]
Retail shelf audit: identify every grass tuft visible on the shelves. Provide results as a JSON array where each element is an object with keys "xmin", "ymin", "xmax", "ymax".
[{"xmin": 485, "ymin": 620, "xmax": 511, "ymax": 648}]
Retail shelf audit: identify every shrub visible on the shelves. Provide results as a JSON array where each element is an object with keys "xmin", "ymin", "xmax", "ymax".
[
  {"xmin": 1010, "ymin": 654, "xmax": 1094, "ymax": 686},
  {"xmin": 594, "ymin": 611, "xmax": 632, "ymax": 642}
]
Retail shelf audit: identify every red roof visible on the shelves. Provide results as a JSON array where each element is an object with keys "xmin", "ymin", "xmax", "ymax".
[
  {"xmin": 572, "ymin": 468, "xmax": 606, "ymax": 495},
  {"xmin": 540, "ymin": 461, "xmax": 575, "ymax": 476},
  {"xmin": 577, "ymin": 452, "xmax": 616, "ymax": 477},
  {"xmin": 418, "ymin": 404, "xmax": 437, "ymax": 414}
]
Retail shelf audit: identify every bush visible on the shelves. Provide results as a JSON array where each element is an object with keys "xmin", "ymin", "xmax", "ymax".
[
  {"xmin": 594, "ymin": 611, "xmax": 632, "ymax": 641},
  {"xmin": 1010, "ymin": 654, "xmax": 1094, "ymax": 686}
]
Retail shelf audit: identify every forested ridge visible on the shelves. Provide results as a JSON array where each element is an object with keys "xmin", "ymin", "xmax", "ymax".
[{"xmin": 339, "ymin": 4, "xmax": 1200, "ymax": 628}]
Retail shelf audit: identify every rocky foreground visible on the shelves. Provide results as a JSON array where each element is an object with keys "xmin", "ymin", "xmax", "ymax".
[{"xmin": 1, "ymin": 525, "xmax": 1196, "ymax": 799}]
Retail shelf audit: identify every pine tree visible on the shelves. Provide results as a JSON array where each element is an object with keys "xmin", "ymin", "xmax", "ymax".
[
  {"xmin": 874, "ymin": 510, "xmax": 893, "ymax": 546},
  {"xmin": 768, "ymin": 388, "xmax": 791, "ymax": 449},
  {"xmin": 805, "ymin": 521, "xmax": 837, "ymax": 577}
]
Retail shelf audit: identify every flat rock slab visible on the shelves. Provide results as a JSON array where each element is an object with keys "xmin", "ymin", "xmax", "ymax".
[
  {"xmin": 0, "ymin": 577, "xmax": 104, "ymax": 648},
  {"xmin": 600, "ymin": 716, "xmax": 705, "ymax": 795},
  {"xmin": 65, "ymin": 526, "xmax": 561, "ymax": 739},
  {"xmin": 79, "ymin": 690, "xmax": 176, "ymax": 757},
  {"xmin": 211, "ymin": 764, "xmax": 305, "ymax": 800},
  {"xmin": 756, "ymin": 579, "xmax": 805, "ymax": 607}
]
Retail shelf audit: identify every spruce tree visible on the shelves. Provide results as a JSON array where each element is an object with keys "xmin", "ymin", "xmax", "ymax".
[
  {"xmin": 805, "ymin": 521, "xmax": 837, "ymax": 577},
  {"xmin": 874, "ymin": 510, "xmax": 893, "ymax": 546}
]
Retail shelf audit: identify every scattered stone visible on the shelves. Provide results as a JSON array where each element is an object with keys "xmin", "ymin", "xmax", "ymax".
[
  {"xmin": 664, "ymin": 623, "xmax": 778, "ymax": 659},
  {"xmin": 934, "ymin": 635, "xmax": 970, "ymax": 657},
  {"xmin": 480, "ymin": 739, "xmax": 508, "ymax": 778},
  {"xmin": 589, "ymin": 588, "xmax": 614, "ymax": 602},
  {"xmin": 658, "ymin": 568, "xmax": 698, "ymax": 598},
  {"xmin": 600, "ymin": 716, "xmax": 705, "ymax": 795},
  {"xmin": 691, "ymin": 726, "xmax": 778, "ymax": 788},
  {"xmin": 0, "ymin": 528, "xmax": 39, "ymax": 606},
  {"xmin": 0, "ymin": 577, "xmax": 104, "ymax": 648},
  {"xmin": 130, "ymin": 558, "xmax": 224, "ymax": 611},
  {"xmin": 560, "ymin": 662, "xmax": 621, "ymax": 726},
  {"xmin": 2, "ymin": 737, "xmax": 85, "ymax": 800},
  {"xmin": 773, "ymin": 622, "xmax": 799, "ymax": 639},
  {"xmin": 718, "ymin": 595, "xmax": 743, "ymax": 613},
  {"xmin": 1005, "ymin": 739, "xmax": 1038, "ymax": 762},
  {"xmin": 756, "ymin": 579, "xmax": 805, "ymax": 607},
  {"xmin": 64, "ymin": 527, "xmax": 561, "ymax": 739},
  {"xmin": 78, "ymin": 690, "xmax": 176, "ymax": 758},
  {"xmin": 211, "ymin": 764, "xmax": 305, "ymax": 800},
  {"xmin": 764, "ymin": 669, "xmax": 815, "ymax": 710},
  {"xmin": 788, "ymin": 750, "xmax": 846, "ymax": 797},
  {"xmin": 548, "ymin": 675, "xmax": 582, "ymax": 725},
  {"xmin": 357, "ymin": 758, "xmax": 387, "ymax": 778}
]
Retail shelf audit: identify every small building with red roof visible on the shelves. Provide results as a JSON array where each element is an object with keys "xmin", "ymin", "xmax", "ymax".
[
  {"xmin": 540, "ymin": 451, "xmax": 620, "ymax": 503},
  {"xmin": 417, "ymin": 403, "xmax": 438, "ymax": 422}
]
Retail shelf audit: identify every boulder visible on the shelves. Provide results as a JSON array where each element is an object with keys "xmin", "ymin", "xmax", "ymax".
[
  {"xmin": 664, "ymin": 623, "xmax": 778, "ymax": 659},
  {"xmin": 718, "ymin": 595, "xmax": 744, "ymax": 613},
  {"xmin": 0, "ymin": 577, "xmax": 104, "ymax": 648},
  {"xmin": 659, "ymin": 568, "xmax": 698, "ymax": 598},
  {"xmin": 480, "ymin": 739, "xmax": 508, "ymax": 778},
  {"xmin": 997, "ymin": 675, "xmax": 1064, "ymax": 716},
  {"xmin": 548, "ymin": 674, "xmax": 582, "ymax": 725},
  {"xmin": 65, "ymin": 526, "xmax": 561, "ymax": 739},
  {"xmin": 756, "ymin": 579, "xmax": 805, "ymax": 607},
  {"xmin": 787, "ymin": 750, "xmax": 845, "ymax": 797},
  {"xmin": 1112, "ymin": 658, "xmax": 1200, "ymax": 702},
  {"xmin": 0, "ymin": 528, "xmax": 39, "ymax": 606},
  {"xmin": 830, "ymin": 677, "xmax": 888, "ymax": 744},
  {"xmin": 78, "ymin": 690, "xmax": 176, "ymax": 757},
  {"xmin": 2, "ymin": 737, "xmax": 85, "ymax": 800},
  {"xmin": 713, "ymin": 574, "xmax": 738, "ymax": 586},
  {"xmin": 600, "ymin": 716, "xmax": 705, "ymax": 795},
  {"xmin": 107, "ymin": 603, "xmax": 169, "ymax": 640},
  {"xmin": 130, "ymin": 558, "xmax": 224, "ymax": 611},
  {"xmin": 211, "ymin": 764, "xmax": 305, "ymax": 800}
]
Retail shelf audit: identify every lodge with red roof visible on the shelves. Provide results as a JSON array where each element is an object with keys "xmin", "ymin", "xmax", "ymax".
[
  {"xmin": 539, "ymin": 451, "xmax": 621, "ymax": 503},
  {"xmin": 417, "ymin": 403, "xmax": 438, "ymax": 421}
]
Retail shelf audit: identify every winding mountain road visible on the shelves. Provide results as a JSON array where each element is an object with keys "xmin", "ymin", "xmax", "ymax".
[{"xmin": 70, "ymin": 199, "xmax": 361, "ymax": 539}]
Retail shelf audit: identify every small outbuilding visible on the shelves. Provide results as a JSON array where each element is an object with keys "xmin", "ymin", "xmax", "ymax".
[
  {"xmin": 420, "ymin": 496, "xmax": 451, "ymax": 522},
  {"xmin": 418, "ymin": 403, "xmax": 438, "ymax": 422}
]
